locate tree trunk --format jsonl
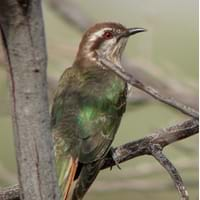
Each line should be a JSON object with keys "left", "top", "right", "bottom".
{"left": 0, "top": 0, "right": 59, "bottom": 199}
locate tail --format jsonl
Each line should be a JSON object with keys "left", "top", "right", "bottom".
{"left": 56, "top": 155, "right": 78, "bottom": 200}
{"left": 71, "top": 159, "right": 104, "bottom": 200}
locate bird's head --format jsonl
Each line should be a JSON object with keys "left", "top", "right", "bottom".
{"left": 74, "top": 22, "right": 145, "bottom": 67}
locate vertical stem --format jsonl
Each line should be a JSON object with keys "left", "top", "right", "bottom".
{"left": 0, "top": 0, "right": 59, "bottom": 199}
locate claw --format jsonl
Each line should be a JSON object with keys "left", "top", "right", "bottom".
{"left": 109, "top": 147, "right": 121, "bottom": 170}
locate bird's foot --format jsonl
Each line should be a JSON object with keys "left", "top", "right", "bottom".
{"left": 109, "top": 147, "right": 121, "bottom": 170}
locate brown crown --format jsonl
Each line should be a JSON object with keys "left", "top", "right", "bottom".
{"left": 79, "top": 22, "right": 126, "bottom": 49}
{"left": 74, "top": 22, "right": 127, "bottom": 67}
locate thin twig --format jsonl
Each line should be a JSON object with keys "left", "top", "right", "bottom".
{"left": 149, "top": 144, "right": 189, "bottom": 200}
{"left": 97, "top": 55, "right": 199, "bottom": 119}
{"left": 1, "top": 118, "right": 198, "bottom": 200}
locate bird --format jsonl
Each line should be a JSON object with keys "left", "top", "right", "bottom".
{"left": 51, "top": 22, "right": 145, "bottom": 200}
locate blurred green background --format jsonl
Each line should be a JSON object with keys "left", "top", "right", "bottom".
{"left": 0, "top": 0, "right": 198, "bottom": 199}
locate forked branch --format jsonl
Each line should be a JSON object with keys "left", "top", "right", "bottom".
{"left": 102, "top": 118, "right": 198, "bottom": 200}
{"left": 150, "top": 145, "right": 189, "bottom": 200}
{"left": 0, "top": 118, "right": 198, "bottom": 200}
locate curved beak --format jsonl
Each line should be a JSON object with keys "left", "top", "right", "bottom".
{"left": 126, "top": 28, "right": 147, "bottom": 37}
{"left": 118, "top": 27, "right": 146, "bottom": 39}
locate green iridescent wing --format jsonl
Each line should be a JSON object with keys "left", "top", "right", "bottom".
{"left": 75, "top": 94, "right": 125, "bottom": 163}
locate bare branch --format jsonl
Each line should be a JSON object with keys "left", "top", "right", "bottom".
{"left": 102, "top": 118, "right": 198, "bottom": 200}
{"left": 97, "top": 55, "right": 198, "bottom": 119}
{"left": 102, "top": 118, "right": 198, "bottom": 168}
{"left": 0, "top": 0, "right": 59, "bottom": 199}
{"left": 0, "top": 185, "right": 19, "bottom": 200}
{"left": 150, "top": 144, "right": 189, "bottom": 200}
{"left": 1, "top": 118, "right": 198, "bottom": 200}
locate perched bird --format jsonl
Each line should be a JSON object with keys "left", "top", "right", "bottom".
{"left": 51, "top": 22, "right": 145, "bottom": 200}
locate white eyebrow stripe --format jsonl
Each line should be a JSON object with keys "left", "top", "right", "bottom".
{"left": 89, "top": 28, "right": 113, "bottom": 41}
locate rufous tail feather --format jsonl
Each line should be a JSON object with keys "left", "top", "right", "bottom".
{"left": 64, "top": 158, "right": 78, "bottom": 200}
{"left": 71, "top": 159, "right": 104, "bottom": 200}
{"left": 56, "top": 154, "right": 78, "bottom": 200}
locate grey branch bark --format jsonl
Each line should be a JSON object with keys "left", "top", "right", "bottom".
{"left": 0, "top": 185, "right": 19, "bottom": 200}
{"left": 102, "top": 118, "right": 198, "bottom": 200}
{"left": 150, "top": 145, "right": 189, "bottom": 200}
{"left": 0, "top": 118, "right": 198, "bottom": 200}
{"left": 102, "top": 118, "right": 198, "bottom": 168}
{"left": 0, "top": 0, "right": 59, "bottom": 200}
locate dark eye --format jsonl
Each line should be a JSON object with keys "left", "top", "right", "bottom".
{"left": 103, "top": 31, "right": 113, "bottom": 39}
